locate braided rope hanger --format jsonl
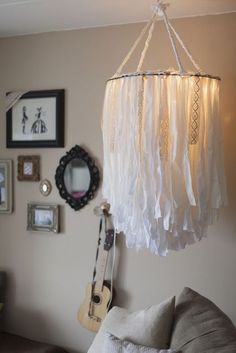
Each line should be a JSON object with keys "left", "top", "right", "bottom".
{"left": 115, "top": 0, "right": 202, "bottom": 77}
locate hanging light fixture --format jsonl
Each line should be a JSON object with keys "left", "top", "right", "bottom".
{"left": 102, "top": 1, "right": 227, "bottom": 256}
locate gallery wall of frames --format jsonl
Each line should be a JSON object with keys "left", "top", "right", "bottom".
{"left": 1, "top": 89, "right": 100, "bottom": 232}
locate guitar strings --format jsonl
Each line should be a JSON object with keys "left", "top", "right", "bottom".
{"left": 108, "top": 229, "right": 117, "bottom": 310}
{"left": 89, "top": 216, "right": 103, "bottom": 318}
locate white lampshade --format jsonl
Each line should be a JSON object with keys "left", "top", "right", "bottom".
{"left": 101, "top": 2, "right": 227, "bottom": 256}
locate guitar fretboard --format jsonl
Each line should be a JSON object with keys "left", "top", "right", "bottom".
{"left": 94, "top": 250, "right": 109, "bottom": 292}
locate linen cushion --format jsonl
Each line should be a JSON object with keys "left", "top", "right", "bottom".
{"left": 170, "top": 287, "right": 236, "bottom": 353}
{"left": 88, "top": 296, "right": 175, "bottom": 353}
{"left": 104, "top": 333, "right": 177, "bottom": 353}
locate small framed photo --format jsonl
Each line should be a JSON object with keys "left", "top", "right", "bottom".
{"left": 7, "top": 89, "right": 64, "bottom": 148}
{"left": 27, "top": 203, "right": 59, "bottom": 233}
{"left": 0, "top": 159, "right": 13, "bottom": 214}
{"left": 18, "top": 155, "right": 40, "bottom": 181}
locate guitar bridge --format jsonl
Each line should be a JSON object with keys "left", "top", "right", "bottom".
{"left": 88, "top": 314, "right": 102, "bottom": 323}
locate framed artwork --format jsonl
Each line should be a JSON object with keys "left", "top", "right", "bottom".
{"left": 6, "top": 89, "right": 65, "bottom": 148}
{"left": 27, "top": 203, "right": 60, "bottom": 233}
{"left": 0, "top": 159, "right": 13, "bottom": 214}
{"left": 18, "top": 155, "right": 40, "bottom": 181}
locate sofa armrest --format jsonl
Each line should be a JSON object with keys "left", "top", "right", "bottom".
{"left": 0, "top": 332, "right": 69, "bottom": 353}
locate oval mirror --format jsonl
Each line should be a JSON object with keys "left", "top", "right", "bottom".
{"left": 55, "top": 145, "right": 100, "bottom": 210}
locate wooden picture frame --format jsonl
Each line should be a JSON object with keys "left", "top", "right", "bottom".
{"left": 7, "top": 89, "right": 65, "bottom": 148}
{"left": 0, "top": 159, "right": 13, "bottom": 214}
{"left": 17, "top": 155, "right": 40, "bottom": 181}
{"left": 27, "top": 203, "right": 59, "bottom": 233}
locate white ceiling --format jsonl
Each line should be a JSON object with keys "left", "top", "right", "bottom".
{"left": 0, "top": 0, "right": 236, "bottom": 37}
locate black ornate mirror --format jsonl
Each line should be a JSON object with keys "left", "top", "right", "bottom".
{"left": 55, "top": 145, "right": 100, "bottom": 210}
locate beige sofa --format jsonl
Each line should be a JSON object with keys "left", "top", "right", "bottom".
{"left": 88, "top": 287, "right": 236, "bottom": 353}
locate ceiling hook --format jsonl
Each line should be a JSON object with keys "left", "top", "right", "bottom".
{"left": 152, "top": 0, "right": 170, "bottom": 16}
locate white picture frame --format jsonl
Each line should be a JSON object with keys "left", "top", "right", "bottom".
{"left": 0, "top": 159, "right": 13, "bottom": 214}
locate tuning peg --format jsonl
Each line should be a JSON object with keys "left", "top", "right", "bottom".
{"left": 93, "top": 202, "right": 111, "bottom": 217}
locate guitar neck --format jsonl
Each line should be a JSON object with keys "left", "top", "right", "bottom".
{"left": 94, "top": 250, "right": 109, "bottom": 293}
{"left": 94, "top": 215, "right": 115, "bottom": 294}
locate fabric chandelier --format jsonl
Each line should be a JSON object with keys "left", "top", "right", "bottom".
{"left": 102, "top": 1, "right": 227, "bottom": 256}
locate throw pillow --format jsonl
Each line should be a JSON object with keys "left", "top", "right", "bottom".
{"left": 104, "top": 333, "right": 177, "bottom": 353}
{"left": 170, "top": 287, "right": 236, "bottom": 353}
{"left": 88, "top": 296, "right": 175, "bottom": 353}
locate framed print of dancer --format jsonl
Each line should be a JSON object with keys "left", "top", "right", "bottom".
{"left": 22, "top": 106, "right": 29, "bottom": 134}
{"left": 31, "top": 107, "right": 48, "bottom": 134}
{"left": 7, "top": 89, "right": 65, "bottom": 148}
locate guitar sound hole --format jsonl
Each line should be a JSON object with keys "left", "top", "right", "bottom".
{"left": 92, "top": 294, "right": 101, "bottom": 304}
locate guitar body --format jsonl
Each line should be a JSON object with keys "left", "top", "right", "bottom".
{"left": 78, "top": 281, "right": 112, "bottom": 332}
{"left": 78, "top": 219, "right": 115, "bottom": 332}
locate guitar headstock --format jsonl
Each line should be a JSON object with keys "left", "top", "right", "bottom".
{"left": 104, "top": 229, "right": 114, "bottom": 251}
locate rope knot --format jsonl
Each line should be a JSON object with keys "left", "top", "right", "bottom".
{"left": 152, "top": 0, "right": 169, "bottom": 16}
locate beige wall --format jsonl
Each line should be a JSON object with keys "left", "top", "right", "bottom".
{"left": 0, "top": 13, "right": 235, "bottom": 353}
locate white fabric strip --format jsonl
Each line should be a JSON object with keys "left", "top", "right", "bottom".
{"left": 102, "top": 75, "right": 227, "bottom": 256}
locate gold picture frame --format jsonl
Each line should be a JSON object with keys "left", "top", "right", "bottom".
{"left": 17, "top": 155, "right": 40, "bottom": 181}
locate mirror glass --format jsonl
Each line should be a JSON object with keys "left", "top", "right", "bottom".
{"left": 64, "top": 159, "right": 90, "bottom": 199}
{"left": 40, "top": 179, "right": 52, "bottom": 196}
{"left": 42, "top": 184, "right": 48, "bottom": 192}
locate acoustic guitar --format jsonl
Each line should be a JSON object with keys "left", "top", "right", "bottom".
{"left": 78, "top": 225, "right": 115, "bottom": 332}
